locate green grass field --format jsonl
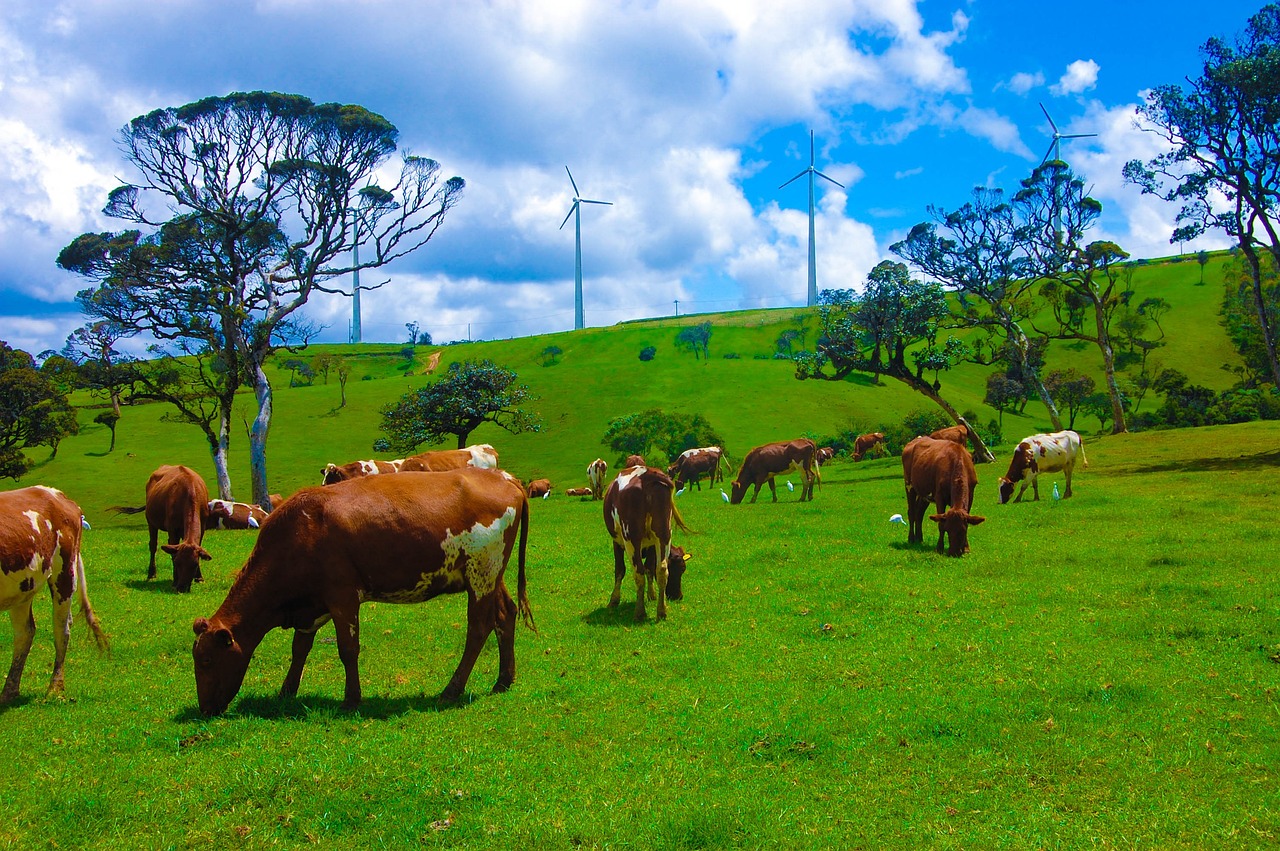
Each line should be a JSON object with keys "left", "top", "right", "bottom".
{"left": 3, "top": 256, "right": 1278, "bottom": 847}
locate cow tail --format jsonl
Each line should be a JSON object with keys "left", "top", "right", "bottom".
{"left": 74, "top": 550, "right": 110, "bottom": 655}
{"left": 515, "top": 498, "right": 537, "bottom": 633}
{"left": 671, "top": 500, "right": 693, "bottom": 534}
{"left": 105, "top": 505, "right": 145, "bottom": 515}
{"left": 1079, "top": 436, "right": 1089, "bottom": 468}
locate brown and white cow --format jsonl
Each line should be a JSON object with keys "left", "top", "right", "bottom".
{"left": 399, "top": 444, "right": 500, "bottom": 473}
{"left": 109, "top": 464, "right": 212, "bottom": 592}
{"left": 851, "top": 432, "right": 885, "bottom": 461}
{"left": 191, "top": 468, "right": 535, "bottom": 716}
{"left": 526, "top": 479, "right": 552, "bottom": 499}
{"left": 1, "top": 486, "right": 109, "bottom": 703}
{"left": 666, "top": 446, "right": 723, "bottom": 491}
{"left": 603, "top": 467, "right": 691, "bottom": 621}
{"left": 587, "top": 458, "right": 608, "bottom": 501}
{"left": 998, "top": 430, "right": 1088, "bottom": 504}
{"left": 901, "top": 436, "right": 986, "bottom": 557}
{"left": 729, "top": 439, "right": 819, "bottom": 504}
{"left": 206, "top": 499, "right": 269, "bottom": 530}
{"left": 929, "top": 417, "right": 996, "bottom": 464}
{"left": 623, "top": 454, "right": 646, "bottom": 468}
{"left": 816, "top": 446, "right": 835, "bottom": 466}
{"left": 565, "top": 487, "right": 593, "bottom": 497}
{"left": 320, "top": 458, "right": 401, "bottom": 485}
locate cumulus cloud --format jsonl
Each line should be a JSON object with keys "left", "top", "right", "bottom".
{"left": 1002, "top": 71, "right": 1045, "bottom": 95}
{"left": 1051, "top": 59, "right": 1100, "bottom": 96}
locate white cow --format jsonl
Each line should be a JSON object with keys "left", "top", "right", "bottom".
{"left": 587, "top": 458, "right": 608, "bottom": 501}
{"left": 997, "top": 430, "right": 1088, "bottom": 504}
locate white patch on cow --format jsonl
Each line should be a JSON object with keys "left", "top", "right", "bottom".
{"left": 466, "top": 444, "right": 499, "bottom": 469}
{"left": 359, "top": 460, "right": 380, "bottom": 475}
{"left": 616, "top": 467, "right": 644, "bottom": 491}
{"left": 390, "top": 459, "right": 405, "bottom": 471}
{"left": 22, "top": 510, "right": 42, "bottom": 534}
{"left": 439, "top": 506, "right": 517, "bottom": 599}
{"left": 0, "top": 551, "right": 46, "bottom": 610}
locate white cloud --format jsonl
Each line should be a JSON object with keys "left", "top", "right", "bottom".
{"left": 1050, "top": 59, "right": 1100, "bottom": 96}
{"left": 1003, "top": 71, "right": 1045, "bottom": 95}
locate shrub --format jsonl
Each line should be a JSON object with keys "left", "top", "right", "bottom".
{"left": 723, "top": 352, "right": 740, "bottom": 359}
{"left": 639, "top": 346, "right": 656, "bottom": 362}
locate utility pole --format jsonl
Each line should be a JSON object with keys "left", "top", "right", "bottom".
{"left": 674, "top": 299, "right": 679, "bottom": 317}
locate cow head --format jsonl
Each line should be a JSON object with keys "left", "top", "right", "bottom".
{"left": 192, "top": 617, "right": 251, "bottom": 716}
{"left": 665, "top": 547, "right": 691, "bottom": 600}
{"left": 163, "top": 542, "right": 213, "bottom": 592}
{"left": 321, "top": 463, "right": 345, "bottom": 485}
{"left": 929, "top": 508, "right": 986, "bottom": 556}
{"left": 997, "top": 477, "right": 1016, "bottom": 504}
{"left": 729, "top": 480, "right": 748, "bottom": 504}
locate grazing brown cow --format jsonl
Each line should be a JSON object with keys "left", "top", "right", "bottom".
{"left": 587, "top": 458, "right": 608, "bottom": 501}
{"left": 527, "top": 479, "right": 552, "bottom": 499}
{"left": 109, "top": 464, "right": 212, "bottom": 592}
{"left": 320, "top": 458, "right": 401, "bottom": 485}
{"left": 206, "top": 499, "right": 269, "bottom": 530}
{"left": 929, "top": 417, "right": 995, "bottom": 464}
{"left": 729, "top": 439, "right": 819, "bottom": 504}
{"left": 667, "top": 446, "right": 723, "bottom": 492}
{"left": 998, "top": 430, "right": 1087, "bottom": 504}
{"left": 816, "top": 446, "right": 835, "bottom": 466}
{"left": 0, "top": 486, "right": 109, "bottom": 703}
{"left": 624, "top": 454, "right": 646, "bottom": 467}
{"left": 190, "top": 468, "right": 535, "bottom": 716}
{"left": 603, "top": 467, "right": 691, "bottom": 621}
{"left": 852, "top": 432, "right": 885, "bottom": 461}
{"left": 399, "top": 444, "right": 500, "bottom": 472}
{"left": 901, "top": 436, "right": 986, "bottom": 557}
{"left": 565, "top": 487, "right": 593, "bottom": 497}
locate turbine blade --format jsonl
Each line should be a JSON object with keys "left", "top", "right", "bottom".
{"left": 814, "top": 169, "right": 845, "bottom": 189}
{"left": 565, "top": 166, "right": 580, "bottom": 197}
{"left": 1040, "top": 139, "right": 1056, "bottom": 166}
{"left": 580, "top": 199, "right": 612, "bottom": 206}
{"left": 1063, "top": 133, "right": 1098, "bottom": 139}
{"left": 1039, "top": 102, "right": 1059, "bottom": 134}
{"left": 559, "top": 201, "right": 578, "bottom": 230}
{"left": 779, "top": 169, "right": 808, "bottom": 189}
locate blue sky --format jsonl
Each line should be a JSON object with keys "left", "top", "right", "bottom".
{"left": 0, "top": 0, "right": 1265, "bottom": 355}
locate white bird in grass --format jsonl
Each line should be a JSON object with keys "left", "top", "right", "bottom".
{"left": 81, "top": 516, "right": 91, "bottom": 530}
{"left": 889, "top": 513, "right": 907, "bottom": 525}
{"left": 721, "top": 490, "right": 730, "bottom": 503}
{"left": 786, "top": 480, "right": 794, "bottom": 492}
{"left": 1052, "top": 482, "right": 1060, "bottom": 504}
{"left": 675, "top": 487, "right": 685, "bottom": 497}
{"left": 543, "top": 491, "right": 550, "bottom": 500}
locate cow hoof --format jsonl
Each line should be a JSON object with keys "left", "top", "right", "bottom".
{"left": 339, "top": 700, "right": 360, "bottom": 712}
{"left": 492, "top": 680, "right": 512, "bottom": 695}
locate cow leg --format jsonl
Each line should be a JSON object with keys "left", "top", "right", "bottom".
{"left": 655, "top": 548, "right": 669, "bottom": 621}
{"left": 442, "top": 592, "right": 498, "bottom": 702}
{"left": 1030, "top": 477, "right": 1040, "bottom": 501}
{"left": 2, "top": 602, "right": 36, "bottom": 703}
{"left": 767, "top": 479, "right": 778, "bottom": 503}
{"left": 749, "top": 483, "right": 762, "bottom": 504}
{"left": 492, "top": 583, "right": 517, "bottom": 694}
{"left": 1015, "top": 480, "right": 1030, "bottom": 503}
{"left": 146, "top": 525, "right": 159, "bottom": 580}
{"left": 1064, "top": 465, "right": 1073, "bottom": 498}
{"left": 329, "top": 604, "right": 362, "bottom": 710}
{"left": 608, "top": 543, "right": 626, "bottom": 608}
{"left": 935, "top": 506, "right": 947, "bottom": 554}
{"left": 906, "top": 492, "right": 925, "bottom": 545}
{"left": 45, "top": 581, "right": 74, "bottom": 698}
{"left": 632, "top": 553, "right": 647, "bottom": 622}
{"left": 280, "top": 629, "right": 318, "bottom": 698}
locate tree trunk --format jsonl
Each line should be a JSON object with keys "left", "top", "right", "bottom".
{"left": 1094, "top": 307, "right": 1128, "bottom": 434}
{"left": 108, "top": 426, "right": 116, "bottom": 453}
{"left": 1006, "top": 320, "right": 1063, "bottom": 430}
{"left": 1240, "top": 241, "right": 1280, "bottom": 389}
{"left": 208, "top": 418, "right": 232, "bottom": 501}
{"left": 249, "top": 363, "right": 273, "bottom": 511}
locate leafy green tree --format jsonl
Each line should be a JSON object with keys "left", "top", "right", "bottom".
{"left": 1197, "top": 250, "right": 1211, "bottom": 284}
{"left": 675, "top": 322, "right": 712, "bottom": 360}
{"left": 539, "top": 345, "right": 563, "bottom": 366}
{"left": 0, "top": 342, "right": 78, "bottom": 478}
{"left": 1221, "top": 252, "right": 1280, "bottom": 388}
{"left": 601, "top": 409, "right": 722, "bottom": 467}
{"left": 94, "top": 410, "right": 121, "bottom": 453}
{"left": 59, "top": 91, "right": 464, "bottom": 508}
{"left": 1125, "top": 5, "right": 1280, "bottom": 388}
{"left": 281, "top": 359, "right": 314, "bottom": 387}
{"left": 64, "top": 320, "right": 139, "bottom": 417}
{"left": 983, "top": 373, "right": 1022, "bottom": 426}
{"left": 379, "top": 359, "right": 540, "bottom": 451}
{"left": 794, "top": 262, "right": 966, "bottom": 420}
{"left": 1043, "top": 368, "right": 1096, "bottom": 430}
{"left": 310, "top": 353, "right": 340, "bottom": 384}
{"left": 891, "top": 187, "right": 1064, "bottom": 429}
{"left": 336, "top": 359, "right": 352, "bottom": 409}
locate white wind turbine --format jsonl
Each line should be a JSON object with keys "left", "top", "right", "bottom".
{"left": 1038, "top": 103, "right": 1097, "bottom": 237}
{"left": 560, "top": 167, "right": 612, "bottom": 331}
{"left": 779, "top": 131, "right": 844, "bottom": 307}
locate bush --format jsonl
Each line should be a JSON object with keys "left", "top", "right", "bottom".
{"left": 723, "top": 352, "right": 740, "bottom": 359}
{"left": 753, "top": 353, "right": 771, "bottom": 360}
{"left": 639, "top": 346, "right": 656, "bottom": 362}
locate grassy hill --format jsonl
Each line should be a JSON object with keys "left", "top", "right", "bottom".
{"left": 13, "top": 251, "right": 1247, "bottom": 510}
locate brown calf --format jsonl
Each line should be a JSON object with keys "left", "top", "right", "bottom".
{"left": 0, "top": 486, "right": 109, "bottom": 703}
{"left": 666, "top": 446, "right": 723, "bottom": 491}
{"left": 565, "top": 487, "right": 593, "bottom": 497}
{"left": 206, "top": 499, "right": 269, "bottom": 530}
{"left": 191, "top": 468, "right": 534, "bottom": 716}
{"left": 851, "top": 432, "right": 885, "bottom": 461}
{"left": 527, "top": 479, "right": 552, "bottom": 499}
{"left": 109, "top": 464, "right": 212, "bottom": 592}
{"left": 729, "top": 439, "right": 819, "bottom": 504}
{"left": 603, "top": 467, "right": 691, "bottom": 621}
{"left": 901, "top": 436, "right": 986, "bottom": 557}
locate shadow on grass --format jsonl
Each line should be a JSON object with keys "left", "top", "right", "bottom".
{"left": 582, "top": 604, "right": 658, "bottom": 628}
{"left": 1121, "top": 448, "right": 1280, "bottom": 475}
{"left": 174, "top": 689, "right": 484, "bottom": 723}
{"left": 122, "top": 578, "right": 180, "bottom": 594}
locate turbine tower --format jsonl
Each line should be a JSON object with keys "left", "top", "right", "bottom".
{"left": 779, "top": 130, "right": 844, "bottom": 307}
{"left": 1038, "top": 103, "right": 1097, "bottom": 237}
{"left": 560, "top": 167, "right": 612, "bottom": 330}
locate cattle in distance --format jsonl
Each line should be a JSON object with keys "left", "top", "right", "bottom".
{"left": 729, "top": 439, "right": 819, "bottom": 504}
{"left": 108, "top": 464, "right": 212, "bottom": 592}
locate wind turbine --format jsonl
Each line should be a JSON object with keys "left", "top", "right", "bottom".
{"left": 1038, "top": 103, "right": 1097, "bottom": 238}
{"left": 779, "top": 131, "right": 844, "bottom": 308}
{"left": 560, "top": 167, "right": 612, "bottom": 331}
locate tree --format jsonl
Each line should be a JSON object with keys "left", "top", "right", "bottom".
{"left": 1016, "top": 160, "right": 1137, "bottom": 433}
{"left": 1221, "top": 251, "right": 1280, "bottom": 387}
{"left": 775, "top": 329, "right": 802, "bottom": 356}
{"left": 94, "top": 410, "right": 121, "bottom": 453}
{"left": 59, "top": 91, "right": 465, "bottom": 509}
{"left": 405, "top": 321, "right": 421, "bottom": 346}
{"left": 794, "top": 262, "right": 967, "bottom": 421}
{"left": 601, "top": 409, "right": 723, "bottom": 467}
{"left": 0, "top": 342, "right": 78, "bottom": 478}
{"left": 891, "top": 187, "right": 1065, "bottom": 429}
{"left": 379, "top": 359, "right": 540, "bottom": 452}
{"left": 64, "top": 320, "right": 139, "bottom": 417}
{"left": 1043, "top": 368, "right": 1096, "bottom": 430}
{"left": 1124, "top": 5, "right": 1280, "bottom": 388}
{"left": 675, "top": 322, "right": 712, "bottom": 360}
{"left": 1197, "top": 250, "right": 1211, "bottom": 284}
{"left": 539, "top": 345, "right": 563, "bottom": 366}
{"left": 984, "top": 373, "right": 1022, "bottom": 426}
{"left": 336, "top": 359, "right": 352, "bottom": 409}
{"left": 280, "top": 358, "right": 314, "bottom": 387}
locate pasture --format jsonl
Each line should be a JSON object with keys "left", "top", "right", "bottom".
{"left": 3, "top": 421, "right": 1278, "bottom": 848}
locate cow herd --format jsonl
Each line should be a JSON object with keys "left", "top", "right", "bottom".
{"left": 0, "top": 425, "right": 1087, "bottom": 713}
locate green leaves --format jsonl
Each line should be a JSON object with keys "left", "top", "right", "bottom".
{"left": 379, "top": 359, "right": 541, "bottom": 452}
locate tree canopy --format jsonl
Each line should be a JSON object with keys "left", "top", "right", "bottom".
{"left": 379, "top": 359, "right": 541, "bottom": 452}
{"left": 0, "top": 342, "right": 78, "bottom": 479}
{"left": 601, "top": 409, "right": 723, "bottom": 468}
